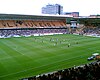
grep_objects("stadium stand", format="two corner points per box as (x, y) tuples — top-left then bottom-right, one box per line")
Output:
(0, 14), (67, 28)
(0, 14), (100, 80)
(0, 14), (69, 38)
(74, 18), (100, 36)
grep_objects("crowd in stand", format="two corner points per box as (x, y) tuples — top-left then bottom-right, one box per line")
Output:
(21, 60), (100, 80)
(0, 24), (100, 38)
(71, 27), (100, 36)
(82, 27), (100, 35)
(0, 29), (69, 38)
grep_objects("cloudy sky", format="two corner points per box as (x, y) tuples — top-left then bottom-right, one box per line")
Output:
(0, 0), (99, 16)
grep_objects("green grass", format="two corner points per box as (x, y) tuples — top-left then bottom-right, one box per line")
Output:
(0, 34), (100, 80)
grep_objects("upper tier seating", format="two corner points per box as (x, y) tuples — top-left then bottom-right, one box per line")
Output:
(0, 20), (67, 28)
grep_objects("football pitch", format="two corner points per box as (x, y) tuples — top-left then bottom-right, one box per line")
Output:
(0, 34), (100, 80)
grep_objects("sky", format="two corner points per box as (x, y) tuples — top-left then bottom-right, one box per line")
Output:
(0, 0), (100, 16)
